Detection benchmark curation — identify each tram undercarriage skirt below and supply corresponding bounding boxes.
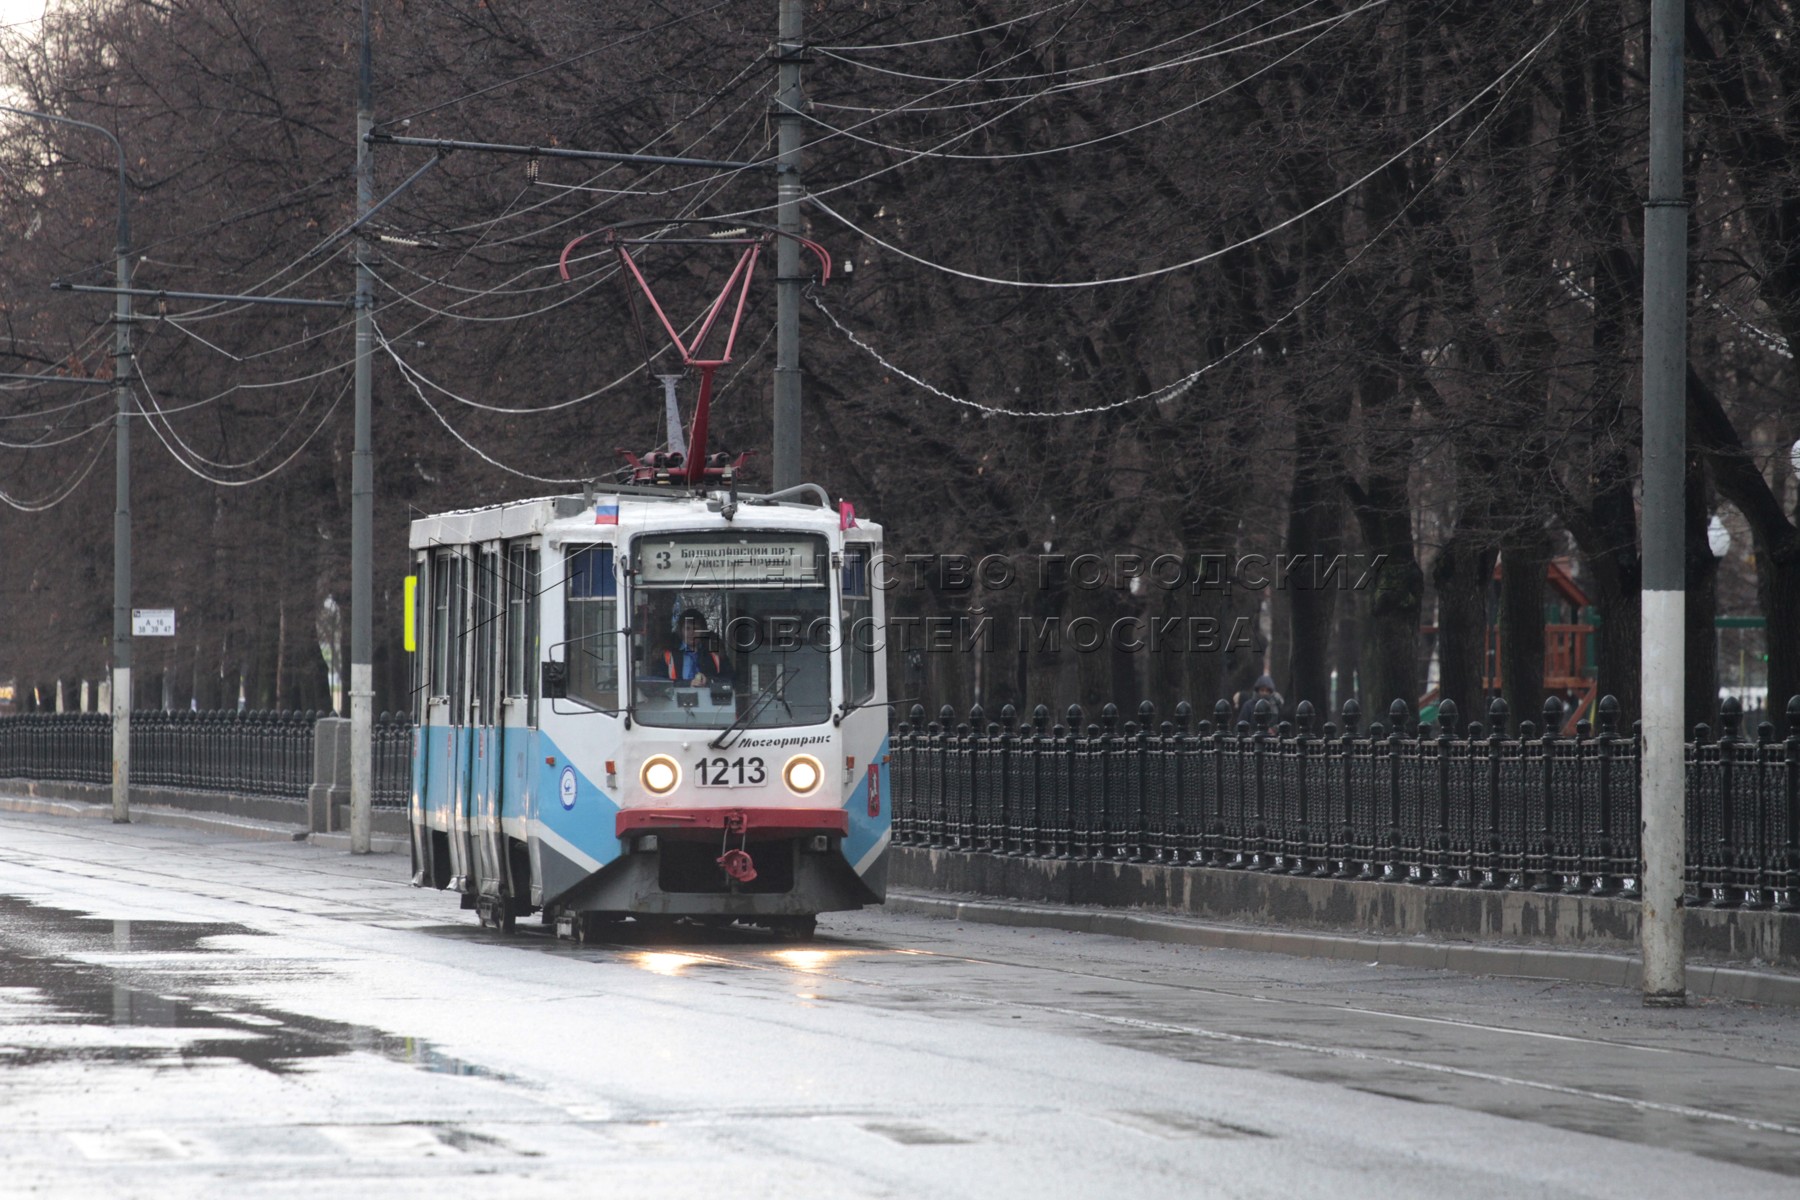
[540,835,881,919]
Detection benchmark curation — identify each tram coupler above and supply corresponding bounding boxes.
[717,847,758,883]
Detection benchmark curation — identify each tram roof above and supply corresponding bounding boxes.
[408,486,877,550]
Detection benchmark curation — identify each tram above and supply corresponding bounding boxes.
[405,478,890,939]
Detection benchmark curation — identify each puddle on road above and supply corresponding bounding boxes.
[0,894,498,1080]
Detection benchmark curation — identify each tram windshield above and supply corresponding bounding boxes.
[630,532,833,729]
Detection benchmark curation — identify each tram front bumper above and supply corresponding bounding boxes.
[616,806,850,841]
[546,805,874,916]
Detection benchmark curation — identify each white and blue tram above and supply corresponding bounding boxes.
[406,484,889,938]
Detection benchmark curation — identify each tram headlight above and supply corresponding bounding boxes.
[783,753,823,795]
[640,755,680,796]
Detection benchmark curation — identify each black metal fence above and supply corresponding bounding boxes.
[7,698,1798,908]
[0,710,418,809]
[0,710,321,799]
[890,695,1800,911]
[373,714,414,810]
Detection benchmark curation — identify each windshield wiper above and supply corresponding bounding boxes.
[708,667,790,751]
[834,696,917,726]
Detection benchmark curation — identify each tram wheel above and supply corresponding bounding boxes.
[575,913,625,943]
[476,895,516,935]
[771,915,817,942]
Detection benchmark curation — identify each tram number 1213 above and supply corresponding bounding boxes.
[695,756,767,787]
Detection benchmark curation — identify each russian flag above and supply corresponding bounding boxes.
[594,501,619,526]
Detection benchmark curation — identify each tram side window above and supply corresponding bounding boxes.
[565,546,618,710]
[473,549,499,725]
[506,545,539,724]
[412,554,429,724]
[429,551,453,701]
[841,548,875,707]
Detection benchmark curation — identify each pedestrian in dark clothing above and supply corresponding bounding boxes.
[1237,674,1280,729]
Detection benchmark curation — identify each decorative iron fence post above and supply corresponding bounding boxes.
[953,717,973,851]
[1590,696,1622,895]
[1525,699,1560,892]
[1714,697,1743,908]
[1098,703,1119,860]
[1430,700,1457,886]
[1336,699,1361,879]
[1128,702,1154,863]
[927,708,949,848]
[1781,696,1800,912]
[1155,716,1176,864]
[897,705,924,844]
[1027,705,1050,856]
[1458,710,1484,887]
[1317,712,1341,878]
[1746,716,1776,910]
[1382,700,1407,882]
[997,704,1017,856]
[962,705,983,851]
[1210,700,1232,867]
[1289,701,1314,876]
[1248,698,1272,871]
[1058,706,1081,860]
[1172,701,1194,865]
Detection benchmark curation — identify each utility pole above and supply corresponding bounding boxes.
[0,105,133,824]
[350,0,376,855]
[1640,0,1688,1007]
[772,0,804,490]
[109,138,132,826]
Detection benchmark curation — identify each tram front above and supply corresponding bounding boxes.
[551,501,890,931]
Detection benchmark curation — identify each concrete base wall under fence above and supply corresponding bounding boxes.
[890,846,1800,971]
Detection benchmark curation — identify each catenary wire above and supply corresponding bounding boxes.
[807,4,1569,291]
[0,422,111,511]
[812,1,1081,51]
[809,5,1571,419]
[803,12,1360,163]
[132,332,349,471]
[131,372,348,486]
[383,2,737,129]
[0,411,115,448]
[811,0,1328,88]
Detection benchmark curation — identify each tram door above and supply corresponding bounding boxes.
[491,542,538,904]
[839,540,888,813]
[425,549,473,891]
[469,546,506,903]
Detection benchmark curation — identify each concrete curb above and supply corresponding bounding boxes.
[307,830,409,855]
[0,793,307,843]
[886,889,1800,1008]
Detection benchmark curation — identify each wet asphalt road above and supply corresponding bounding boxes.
[1,810,1797,1198]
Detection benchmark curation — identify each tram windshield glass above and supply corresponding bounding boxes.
[630,532,833,729]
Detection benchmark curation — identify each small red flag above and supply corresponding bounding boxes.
[839,500,858,530]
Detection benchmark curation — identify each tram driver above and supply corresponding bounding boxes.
[662,608,735,688]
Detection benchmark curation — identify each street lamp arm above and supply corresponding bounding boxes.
[0,104,130,251]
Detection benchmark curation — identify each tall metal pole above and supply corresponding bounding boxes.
[1640,0,1688,1006]
[0,105,133,823]
[772,0,804,490]
[110,139,132,825]
[349,0,375,854]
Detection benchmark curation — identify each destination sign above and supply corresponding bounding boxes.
[637,537,823,586]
